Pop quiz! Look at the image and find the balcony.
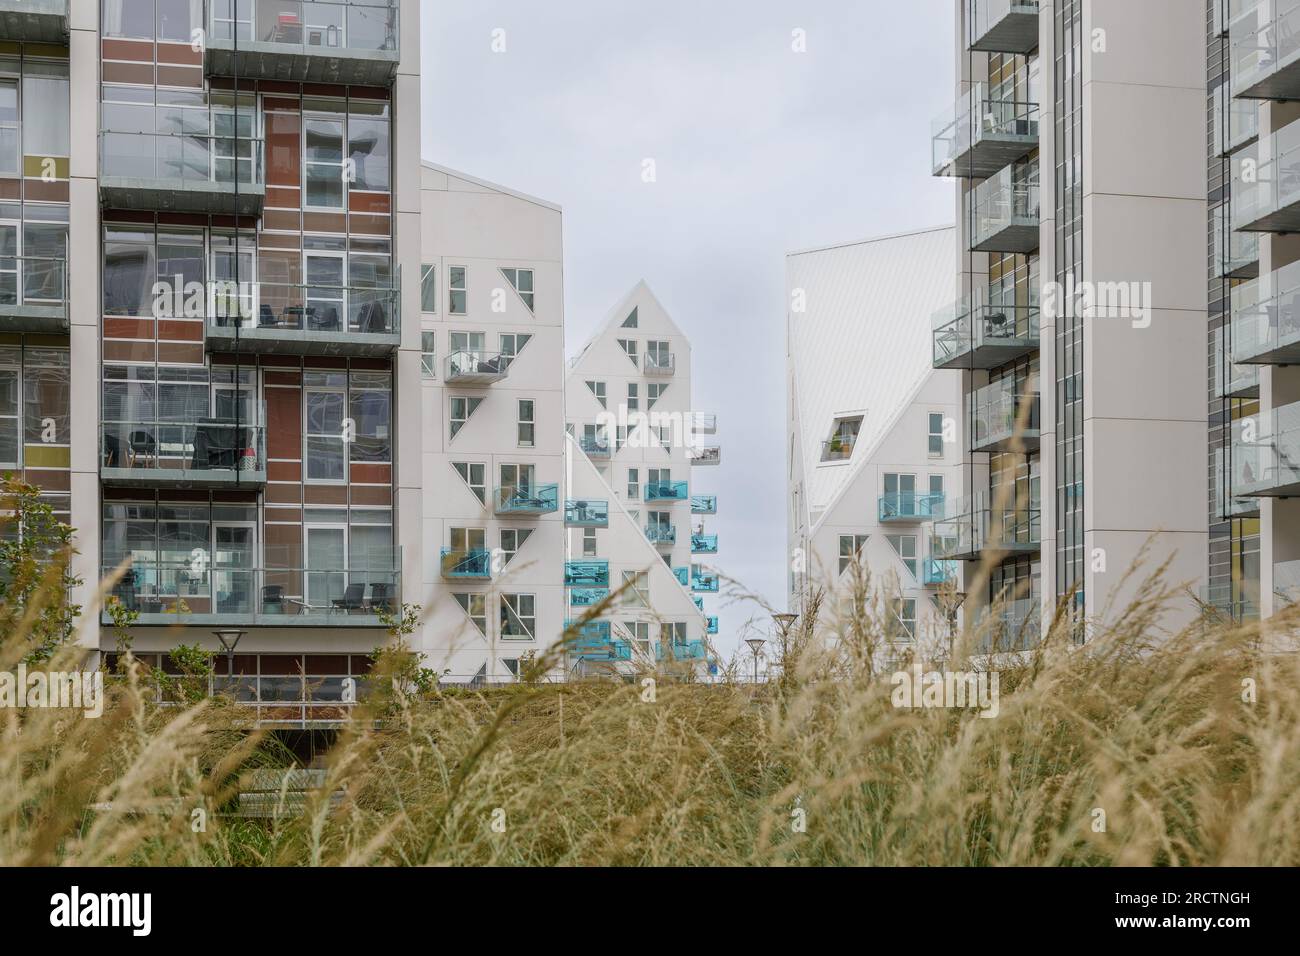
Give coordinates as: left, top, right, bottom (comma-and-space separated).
674, 567, 690, 587
205, 280, 400, 357
932, 293, 1038, 371
99, 131, 265, 216
688, 444, 721, 466
974, 598, 1040, 653
445, 350, 510, 385
656, 639, 707, 662
0, 256, 68, 334
1199, 583, 1259, 623
1232, 116, 1300, 232
578, 434, 612, 459
966, 0, 1039, 54
706, 616, 718, 635
1229, 259, 1300, 365
1212, 83, 1259, 158
100, 420, 266, 489
205, 0, 400, 86
564, 499, 609, 527
104, 555, 399, 627
646, 524, 677, 547
440, 548, 491, 580
969, 379, 1040, 454
565, 560, 609, 588
691, 567, 719, 593
690, 494, 717, 514
693, 595, 704, 610
567, 622, 632, 663
495, 483, 559, 515
931, 496, 1041, 561
691, 413, 718, 435
1212, 205, 1259, 281
879, 492, 945, 524
643, 352, 675, 375
1230, 0, 1300, 100
968, 165, 1040, 253
645, 479, 688, 502
921, 557, 959, 587
1212, 327, 1260, 400
1213, 448, 1260, 520
569, 588, 609, 607
0, 0, 68, 43
1230, 400, 1300, 497
932, 82, 1038, 179
820, 437, 856, 463
691, 533, 718, 554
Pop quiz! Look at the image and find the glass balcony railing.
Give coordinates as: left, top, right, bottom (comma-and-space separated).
690, 494, 717, 514
969, 379, 1040, 453
1212, 83, 1260, 158
99, 130, 265, 215
688, 444, 721, 466
645, 479, 688, 501
932, 81, 1038, 178
103, 553, 399, 626
205, 279, 400, 355
966, 0, 1039, 54
974, 598, 1040, 653
878, 492, 945, 523
440, 548, 491, 580
691, 567, 719, 592
691, 412, 718, 435
932, 291, 1038, 370
1230, 258, 1300, 364
1230, 0, 1300, 99
820, 437, 856, 462
693, 595, 704, 611
564, 560, 609, 588
1230, 400, 1300, 497
691, 533, 718, 554
1232, 114, 1300, 232
655, 639, 707, 662
968, 164, 1040, 253
643, 352, 675, 375
0, 0, 68, 42
921, 557, 959, 586
930, 494, 1041, 561
569, 588, 609, 607
205, 0, 400, 84
706, 616, 719, 635
1212, 326, 1260, 400
0, 255, 68, 334
445, 350, 510, 384
646, 524, 677, 547
578, 434, 612, 458
1199, 582, 1260, 623
564, 499, 609, 527
101, 419, 266, 488
567, 621, 632, 663
494, 483, 559, 515
1212, 205, 1260, 281
1213, 447, 1261, 519
674, 567, 690, 587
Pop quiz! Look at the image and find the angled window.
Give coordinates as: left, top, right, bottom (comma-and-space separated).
647, 382, 668, 409
617, 338, 638, 367
453, 592, 487, 635
892, 598, 917, 643
421, 331, 436, 379
500, 268, 535, 311
625, 620, 650, 657
420, 264, 437, 313
586, 380, 607, 409
885, 533, 918, 579
500, 332, 532, 369
452, 461, 486, 504
500, 528, 533, 565
622, 570, 649, 608
821, 415, 863, 463
622, 307, 638, 328
501, 593, 536, 640
449, 395, 483, 439
838, 534, 869, 575
449, 266, 467, 314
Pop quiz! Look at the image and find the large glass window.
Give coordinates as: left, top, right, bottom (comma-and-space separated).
347, 103, 390, 192
305, 370, 346, 481
0, 348, 18, 468
349, 371, 391, 463
304, 114, 345, 209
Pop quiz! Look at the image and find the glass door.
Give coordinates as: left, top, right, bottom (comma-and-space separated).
213, 522, 256, 615
210, 233, 256, 327
306, 524, 346, 608
305, 251, 345, 332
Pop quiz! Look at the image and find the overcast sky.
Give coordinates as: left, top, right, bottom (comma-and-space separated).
421, 0, 955, 659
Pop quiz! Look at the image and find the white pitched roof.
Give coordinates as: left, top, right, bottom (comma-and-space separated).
566, 280, 686, 371
787, 225, 956, 516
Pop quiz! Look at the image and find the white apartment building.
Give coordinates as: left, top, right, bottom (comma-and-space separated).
564, 282, 718, 666
785, 227, 964, 649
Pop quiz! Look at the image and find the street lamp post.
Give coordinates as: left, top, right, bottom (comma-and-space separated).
771, 612, 798, 676
744, 637, 765, 685
213, 628, 246, 696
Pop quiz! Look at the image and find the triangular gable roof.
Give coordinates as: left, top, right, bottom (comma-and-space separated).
566, 280, 689, 372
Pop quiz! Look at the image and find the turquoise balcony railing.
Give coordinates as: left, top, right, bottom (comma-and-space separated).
564, 499, 609, 527
690, 494, 717, 514
691, 533, 718, 554
567, 621, 632, 662
495, 483, 559, 515
691, 567, 719, 593
565, 560, 609, 588
878, 492, 945, 523
655, 639, 707, 662
922, 558, 959, 586
693, 595, 704, 611
569, 588, 609, 607
578, 434, 612, 459
440, 548, 491, 579
674, 567, 689, 587
645, 479, 688, 501
646, 524, 677, 546
706, 616, 719, 635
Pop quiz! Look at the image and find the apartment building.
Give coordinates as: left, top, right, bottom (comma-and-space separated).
785, 227, 965, 649
928, 0, 1207, 643
563, 281, 717, 668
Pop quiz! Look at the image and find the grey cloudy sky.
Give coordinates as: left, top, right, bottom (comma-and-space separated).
420, 0, 955, 658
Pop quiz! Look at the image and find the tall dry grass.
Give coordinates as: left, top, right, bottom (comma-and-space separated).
1, 553, 1298, 866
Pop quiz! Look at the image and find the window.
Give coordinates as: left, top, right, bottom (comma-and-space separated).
501, 593, 536, 640
928, 413, 945, 457
517, 400, 535, 447
622, 307, 638, 328
647, 383, 668, 409
582, 526, 597, 557
622, 570, 649, 608
886, 534, 918, 579
499, 462, 535, 499
660, 621, 687, 648
420, 264, 436, 312
501, 268, 534, 311
449, 396, 482, 439
421, 331, 436, 378
892, 598, 917, 642
304, 371, 347, 482
348, 104, 390, 191
625, 621, 649, 657
822, 415, 863, 462
883, 473, 916, 517
586, 380, 606, 409
627, 383, 639, 412
452, 462, 486, 504
500, 528, 533, 565
304, 115, 345, 210
349, 371, 391, 463
647, 340, 671, 371
929, 474, 944, 498
617, 338, 638, 366
454, 593, 487, 635
838, 534, 869, 575
449, 266, 467, 314
500, 333, 532, 369
627, 468, 639, 500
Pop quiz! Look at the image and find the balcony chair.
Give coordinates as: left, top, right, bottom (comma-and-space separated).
369, 583, 393, 614
262, 585, 285, 614
332, 583, 366, 613
128, 430, 157, 468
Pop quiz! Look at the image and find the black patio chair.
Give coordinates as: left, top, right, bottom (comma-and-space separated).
332, 583, 366, 613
